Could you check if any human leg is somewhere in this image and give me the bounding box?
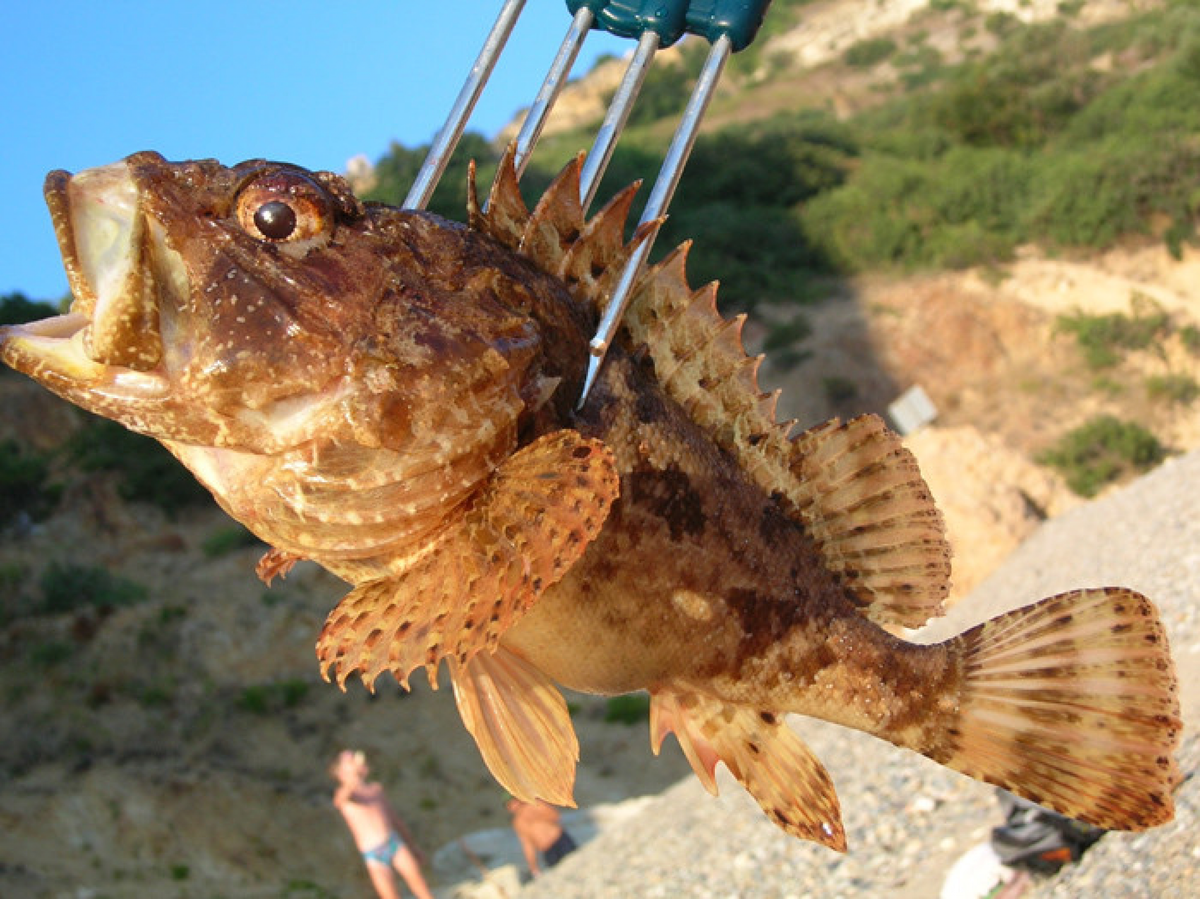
[393,844,435,899]
[364,858,403,899]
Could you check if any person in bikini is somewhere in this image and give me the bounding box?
[330,749,435,899]
[506,798,577,878]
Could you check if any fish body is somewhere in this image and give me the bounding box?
[1,150,1180,849]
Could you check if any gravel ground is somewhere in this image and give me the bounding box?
[502,449,1200,899]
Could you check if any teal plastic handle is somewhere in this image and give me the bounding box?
[566,0,771,51]
[566,1,689,46]
[685,0,772,51]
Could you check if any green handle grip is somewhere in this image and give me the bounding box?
[685,0,772,51]
[567,0,771,51]
[566,1,689,46]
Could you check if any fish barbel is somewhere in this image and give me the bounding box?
[0,149,1180,850]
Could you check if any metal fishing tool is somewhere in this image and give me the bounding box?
[404,0,775,406]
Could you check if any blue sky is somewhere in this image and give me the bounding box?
[1,2,626,300]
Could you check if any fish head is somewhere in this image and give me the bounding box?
[1,152,579,564]
[1,151,553,458]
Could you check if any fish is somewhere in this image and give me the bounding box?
[0,148,1180,851]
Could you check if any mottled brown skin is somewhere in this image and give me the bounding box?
[1,152,1179,845]
[510,345,959,750]
[8,152,957,748]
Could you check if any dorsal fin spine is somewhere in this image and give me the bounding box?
[469,150,952,628]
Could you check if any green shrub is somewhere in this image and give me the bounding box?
[1054,301,1169,369]
[802,145,1029,270]
[984,12,1021,37]
[624,57,697,127]
[260,590,285,608]
[764,316,813,352]
[895,44,946,90]
[66,419,211,515]
[844,38,897,69]
[0,563,31,626]
[929,24,1099,149]
[1037,416,1167,497]
[284,880,339,899]
[678,117,853,209]
[1027,138,1200,248]
[0,292,58,325]
[762,315,813,371]
[361,4,1200,289]
[604,693,650,725]
[30,640,74,667]
[138,684,174,707]
[1181,324,1200,355]
[803,9,1200,267]
[202,525,260,558]
[236,679,310,715]
[0,440,61,528]
[823,376,859,405]
[667,203,826,310]
[1145,373,1199,404]
[38,563,148,615]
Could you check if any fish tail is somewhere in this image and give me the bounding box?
[931,587,1180,830]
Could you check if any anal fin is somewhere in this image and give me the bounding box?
[650,689,847,851]
[450,647,579,807]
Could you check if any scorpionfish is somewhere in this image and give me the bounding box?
[0,148,1180,850]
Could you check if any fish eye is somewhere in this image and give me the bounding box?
[235,169,335,248]
[253,200,297,240]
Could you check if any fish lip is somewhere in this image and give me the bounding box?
[0,313,170,402]
[1,159,179,400]
[43,159,166,371]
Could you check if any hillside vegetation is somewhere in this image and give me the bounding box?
[365,0,1200,313]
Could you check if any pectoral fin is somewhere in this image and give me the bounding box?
[650,689,847,851]
[450,647,579,806]
[315,430,619,690]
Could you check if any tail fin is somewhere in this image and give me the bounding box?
[935,588,1180,830]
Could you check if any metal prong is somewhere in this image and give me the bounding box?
[578,33,733,407]
[511,6,595,182]
[403,0,527,210]
[579,29,659,214]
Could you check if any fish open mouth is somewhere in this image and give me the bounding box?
[0,158,181,400]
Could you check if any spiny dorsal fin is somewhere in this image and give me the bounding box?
[468,145,526,246]
[519,152,586,268]
[559,181,642,304]
[469,151,951,628]
[622,245,949,626]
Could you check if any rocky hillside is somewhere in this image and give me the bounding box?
[2,1,1198,897]
[758,238,1200,599]
[520,0,1142,141]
